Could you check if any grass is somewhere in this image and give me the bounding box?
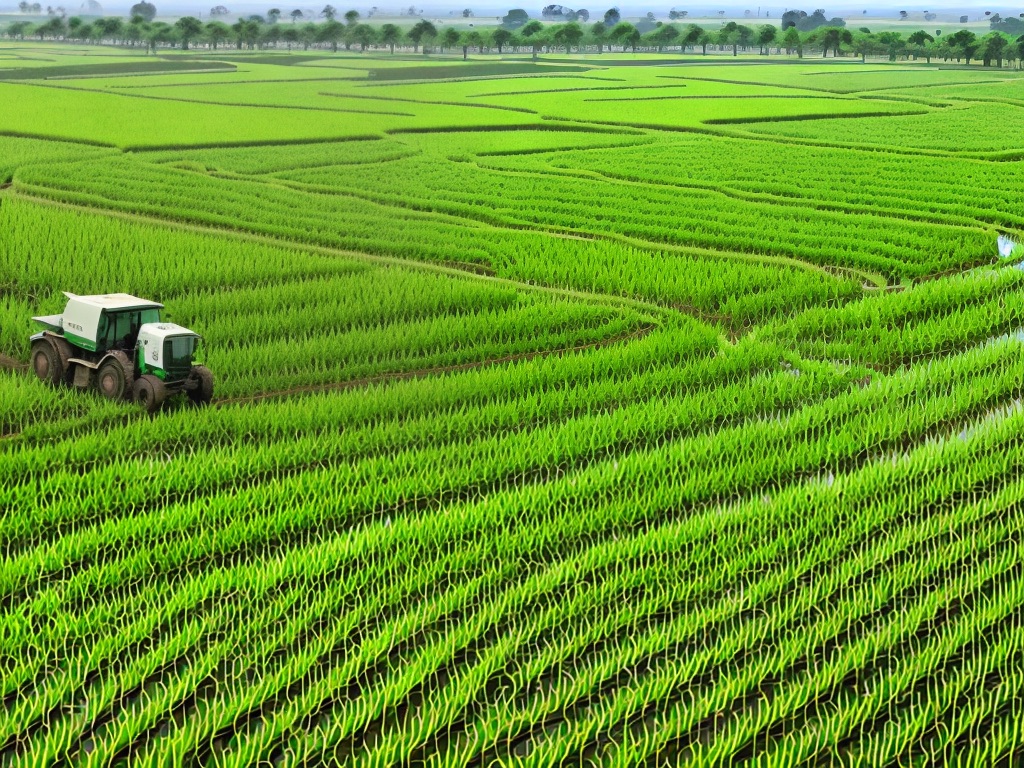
[2,45,1024,767]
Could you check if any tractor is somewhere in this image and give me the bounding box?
[31,293,213,413]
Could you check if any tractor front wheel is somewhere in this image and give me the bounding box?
[187,365,214,406]
[96,353,132,401]
[31,340,62,386]
[133,374,167,414]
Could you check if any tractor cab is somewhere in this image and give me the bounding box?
[98,306,163,353]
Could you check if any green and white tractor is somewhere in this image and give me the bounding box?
[31,292,214,413]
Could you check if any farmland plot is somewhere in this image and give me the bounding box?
[2,46,1024,766]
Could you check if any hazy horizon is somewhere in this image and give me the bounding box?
[2,0,1021,19]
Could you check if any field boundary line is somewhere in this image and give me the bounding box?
[6,186,682,325]
[229,166,879,290]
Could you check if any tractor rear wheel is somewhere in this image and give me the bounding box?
[187,365,214,406]
[31,340,62,385]
[133,374,167,414]
[96,352,132,401]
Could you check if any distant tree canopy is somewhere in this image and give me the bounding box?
[501,7,529,27]
[3,7,1020,67]
[129,1,155,21]
[991,15,1023,34]
[781,8,843,31]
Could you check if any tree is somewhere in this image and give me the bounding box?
[145,20,173,51]
[553,21,584,51]
[6,21,32,38]
[678,22,702,52]
[852,31,876,61]
[129,1,156,21]
[492,26,512,52]
[465,28,483,55]
[262,23,281,46]
[318,18,343,50]
[717,21,736,54]
[93,16,123,40]
[380,22,400,52]
[756,23,776,53]
[781,9,806,29]
[267,7,280,22]
[299,21,317,47]
[577,9,589,22]
[782,25,801,56]
[462,7,473,16]
[281,24,299,47]
[35,16,64,38]
[124,15,145,45]
[717,20,752,55]
[645,21,677,51]
[876,30,904,60]
[521,18,545,57]
[320,4,336,19]
[344,9,359,25]
[981,31,1008,66]
[589,20,606,52]
[407,18,436,52]
[603,7,619,25]
[501,8,529,28]
[946,29,978,63]
[174,15,202,48]
[441,25,460,51]
[609,20,637,50]
[210,5,229,15]
[905,29,932,59]
[290,8,303,21]
[205,19,229,47]
[348,22,373,49]
[816,26,851,56]
[68,19,89,39]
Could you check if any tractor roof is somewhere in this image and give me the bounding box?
[64,292,164,311]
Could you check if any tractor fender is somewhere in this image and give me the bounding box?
[69,349,132,371]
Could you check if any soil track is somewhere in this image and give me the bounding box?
[0,325,656,440]
[0,354,25,371]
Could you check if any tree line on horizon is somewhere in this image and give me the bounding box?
[2,5,1023,66]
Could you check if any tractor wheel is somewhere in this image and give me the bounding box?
[133,374,167,414]
[50,337,73,385]
[31,340,62,386]
[187,365,214,406]
[96,352,132,402]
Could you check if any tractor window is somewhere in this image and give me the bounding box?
[100,308,160,350]
[164,336,196,368]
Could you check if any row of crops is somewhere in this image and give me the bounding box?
[2,47,1024,764]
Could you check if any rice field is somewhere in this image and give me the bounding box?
[2,44,1024,766]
